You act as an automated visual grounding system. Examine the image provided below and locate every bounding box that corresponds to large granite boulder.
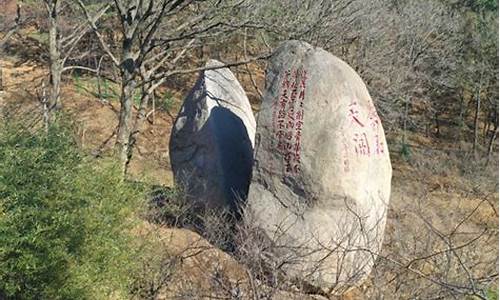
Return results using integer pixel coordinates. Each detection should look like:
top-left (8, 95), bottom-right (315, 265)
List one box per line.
top-left (170, 60), bottom-right (256, 213)
top-left (245, 41), bottom-right (392, 292)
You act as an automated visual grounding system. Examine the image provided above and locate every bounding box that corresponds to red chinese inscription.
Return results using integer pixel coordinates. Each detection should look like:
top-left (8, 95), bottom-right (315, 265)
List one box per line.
top-left (347, 101), bottom-right (385, 159)
top-left (272, 68), bottom-right (307, 174)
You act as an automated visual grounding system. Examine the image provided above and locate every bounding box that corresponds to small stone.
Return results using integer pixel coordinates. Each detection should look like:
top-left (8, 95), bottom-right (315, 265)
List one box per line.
top-left (170, 59), bottom-right (256, 213)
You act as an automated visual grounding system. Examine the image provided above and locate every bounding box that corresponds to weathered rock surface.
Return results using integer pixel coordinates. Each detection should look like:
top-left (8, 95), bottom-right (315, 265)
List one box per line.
top-left (245, 41), bottom-right (392, 292)
top-left (170, 60), bottom-right (256, 212)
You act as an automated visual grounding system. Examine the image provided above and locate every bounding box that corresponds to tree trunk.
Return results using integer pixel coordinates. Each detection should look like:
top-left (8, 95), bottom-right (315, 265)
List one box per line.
top-left (457, 91), bottom-right (466, 147)
top-left (486, 123), bottom-right (498, 166)
top-left (472, 87), bottom-right (481, 158)
top-left (152, 91), bottom-right (155, 125)
top-left (116, 28), bottom-right (139, 175)
top-left (434, 112), bottom-right (440, 137)
top-left (123, 81), bottom-right (152, 176)
top-left (47, 1), bottom-right (62, 114)
top-left (402, 96), bottom-right (409, 146)
top-left (96, 55), bottom-right (105, 102)
top-left (117, 68), bottom-right (136, 176)
top-left (0, 3), bottom-right (21, 51)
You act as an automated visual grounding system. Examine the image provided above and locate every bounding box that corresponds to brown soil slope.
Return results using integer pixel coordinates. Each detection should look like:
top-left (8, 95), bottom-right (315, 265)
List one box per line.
top-left (0, 47), bottom-right (497, 298)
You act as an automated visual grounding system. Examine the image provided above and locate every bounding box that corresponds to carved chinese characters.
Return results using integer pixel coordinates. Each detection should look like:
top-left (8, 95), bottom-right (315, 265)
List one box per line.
top-left (341, 101), bottom-right (386, 169)
top-left (272, 68), bottom-right (308, 174)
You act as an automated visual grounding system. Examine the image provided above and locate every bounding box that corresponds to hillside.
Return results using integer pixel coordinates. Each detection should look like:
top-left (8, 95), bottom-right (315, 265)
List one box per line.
top-left (0, 48), bottom-right (498, 298)
top-left (0, 0), bottom-right (498, 298)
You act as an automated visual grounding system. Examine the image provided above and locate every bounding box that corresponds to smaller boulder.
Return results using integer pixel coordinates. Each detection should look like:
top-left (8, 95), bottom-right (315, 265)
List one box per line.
top-left (169, 60), bottom-right (256, 213)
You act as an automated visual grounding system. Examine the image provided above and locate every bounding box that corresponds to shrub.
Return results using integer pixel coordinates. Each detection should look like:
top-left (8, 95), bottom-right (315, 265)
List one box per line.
top-left (157, 91), bottom-right (175, 112)
top-left (0, 120), bottom-right (146, 299)
top-left (400, 142), bottom-right (412, 161)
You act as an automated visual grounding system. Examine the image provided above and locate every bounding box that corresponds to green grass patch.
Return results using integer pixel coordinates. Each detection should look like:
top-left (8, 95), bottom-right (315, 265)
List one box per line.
top-left (72, 73), bottom-right (120, 102)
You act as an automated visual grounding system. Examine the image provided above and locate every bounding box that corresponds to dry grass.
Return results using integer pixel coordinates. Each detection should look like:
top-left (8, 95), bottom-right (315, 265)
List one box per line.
top-left (0, 39), bottom-right (497, 298)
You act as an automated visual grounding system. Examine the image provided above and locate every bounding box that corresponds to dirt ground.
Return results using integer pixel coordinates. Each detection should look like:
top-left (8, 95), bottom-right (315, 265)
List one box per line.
top-left (0, 45), bottom-right (498, 298)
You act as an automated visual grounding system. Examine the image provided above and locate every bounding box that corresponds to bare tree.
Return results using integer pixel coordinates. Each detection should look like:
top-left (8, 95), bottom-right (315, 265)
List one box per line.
top-left (35, 0), bottom-right (110, 124)
top-left (461, 6), bottom-right (499, 159)
top-left (43, 0), bottom-right (63, 113)
top-left (76, 0), bottom-right (271, 176)
top-left (0, 1), bottom-right (23, 51)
